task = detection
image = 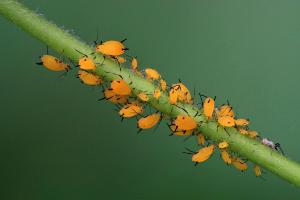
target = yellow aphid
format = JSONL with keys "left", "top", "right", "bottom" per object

{"left": 131, "top": 57, "right": 138, "bottom": 70}
{"left": 116, "top": 56, "right": 126, "bottom": 63}
{"left": 77, "top": 70, "right": 103, "bottom": 86}
{"left": 102, "top": 89, "right": 127, "bottom": 104}
{"left": 217, "top": 116, "right": 235, "bottom": 127}
{"left": 203, "top": 97, "right": 215, "bottom": 119}
{"left": 37, "top": 55, "right": 70, "bottom": 72}
{"left": 253, "top": 165, "right": 262, "bottom": 177}
{"left": 235, "top": 118, "right": 250, "bottom": 126}
{"left": 216, "top": 105, "right": 235, "bottom": 118}
{"left": 172, "top": 115, "right": 197, "bottom": 131}
{"left": 160, "top": 79, "right": 167, "bottom": 91}
{"left": 145, "top": 68, "right": 160, "bottom": 80}
{"left": 110, "top": 79, "right": 131, "bottom": 96}
{"left": 169, "top": 125, "right": 193, "bottom": 136}
{"left": 137, "top": 92, "right": 149, "bottom": 102}
{"left": 138, "top": 113, "right": 161, "bottom": 130}
{"left": 218, "top": 141, "right": 229, "bottom": 149}
{"left": 192, "top": 145, "right": 215, "bottom": 163}
{"left": 248, "top": 130, "right": 258, "bottom": 139}
{"left": 232, "top": 157, "right": 248, "bottom": 172}
{"left": 238, "top": 128, "right": 249, "bottom": 135}
{"left": 96, "top": 39, "right": 127, "bottom": 56}
{"left": 119, "top": 101, "right": 143, "bottom": 118}
{"left": 78, "top": 56, "right": 96, "bottom": 70}
{"left": 153, "top": 88, "right": 161, "bottom": 100}
{"left": 220, "top": 149, "right": 232, "bottom": 164}
{"left": 169, "top": 89, "right": 179, "bottom": 104}
{"left": 197, "top": 133, "right": 205, "bottom": 145}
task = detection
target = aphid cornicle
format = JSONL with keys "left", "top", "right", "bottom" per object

{"left": 109, "top": 79, "right": 131, "bottom": 96}
{"left": 119, "top": 101, "right": 143, "bottom": 118}
{"left": 96, "top": 39, "right": 128, "bottom": 56}
{"left": 100, "top": 89, "right": 127, "bottom": 104}
{"left": 77, "top": 70, "right": 103, "bottom": 86}
{"left": 137, "top": 113, "right": 161, "bottom": 130}
{"left": 145, "top": 68, "right": 161, "bottom": 80}
{"left": 36, "top": 55, "right": 70, "bottom": 72}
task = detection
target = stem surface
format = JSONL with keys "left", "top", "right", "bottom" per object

{"left": 1, "top": 0, "right": 300, "bottom": 187}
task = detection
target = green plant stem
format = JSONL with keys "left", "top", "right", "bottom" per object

{"left": 1, "top": 0, "right": 300, "bottom": 187}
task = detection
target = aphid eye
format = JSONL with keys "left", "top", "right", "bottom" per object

{"left": 84, "top": 58, "right": 87, "bottom": 61}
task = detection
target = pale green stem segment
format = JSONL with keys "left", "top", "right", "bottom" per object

{"left": 1, "top": 0, "right": 300, "bottom": 187}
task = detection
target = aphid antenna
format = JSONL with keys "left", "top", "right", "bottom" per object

{"left": 152, "top": 116, "right": 163, "bottom": 134}
{"left": 120, "top": 38, "right": 127, "bottom": 43}
{"left": 173, "top": 104, "right": 189, "bottom": 115}
{"left": 74, "top": 49, "right": 88, "bottom": 57}
{"left": 275, "top": 143, "right": 285, "bottom": 155}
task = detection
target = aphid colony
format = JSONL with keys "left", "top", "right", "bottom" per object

{"left": 36, "top": 39, "right": 283, "bottom": 179}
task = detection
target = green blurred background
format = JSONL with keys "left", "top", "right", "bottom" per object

{"left": 1, "top": 0, "right": 300, "bottom": 199}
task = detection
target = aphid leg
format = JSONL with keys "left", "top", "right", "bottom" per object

{"left": 275, "top": 143, "right": 284, "bottom": 155}
{"left": 137, "top": 128, "right": 143, "bottom": 134}
{"left": 224, "top": 127, "right": 231, "bottom": 136}
{"left": 120, "top": 38, "right": 127, "bottom": 43}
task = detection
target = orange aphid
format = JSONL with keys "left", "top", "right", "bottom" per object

{"left": 138, "top": 113, "right": 161, "bottom": 129}
{"left": 116, "top": 56, "right": 126, "bottom": 63}
{"left": 153, "top": 88, "right": 161, "bottom": 100}
{"left": 235, "top": 118, "right": 250, "bottom": 126}
{"left": 78, "top": 56, "right": 96, "bottom": 70}
{"left": 232, "top": 157, "right": 248, "bottom": 172}
{"left": 192, "top": 145, "right": 215, "bottom": 163}
{"left": 172, "top": 115, "right": 197, "bottom": 131}
{"left": 169, "top": 125, "right": 193, "bottom": 136}
{"left": 77, "top": 70, "right": 103, "bottom": 86}
{"left": 238, "top": 128, "right": 249, "bottom": 135}
{"left": 218, "top": 141, "right": 229, "bottom": 149}
{"left": 172, "top": 83, "right": 193, "bottom": 104}
{"left": 169, "top": 89, "right": 179, "bottom": 104}
{"left": 96, "top": 39, "right": 127, "bottom": 56}
{"left": 203, "top": 97, "right": 215, "bottom": 119}
{"left": 248, "top": 130, "right": 258, "bottom": 139}
{"left": 216, "top": 105, "right": 235, "bottom": 118}
{"left": 110, "top": 79, "right": 131, "bottom": 96}
{"left": 145, "top": 68, "right": 161, "bottom": 80}
{"left": 197, "top": 133, "right": 206, "bottom": 145}
{"left": 119, "top": 101, "right": 143, "bottom": 118}
{"left": 253, "top": 165, "right": 262, "bottom": 177}
{"left": 217, "top": 116, "right": 235, "bottom": 127}
{"left": 137, "top": 92, "right": 149, "bottom": 102}
{"left": 131, "top": 57, "right": 138, "bottom": 70}
{"left": 160, "top": 79, "right": 167, "bottom": 91}
{"left": 220, "top": 149, "right": 232, "bottom": 164}
{"left": 37, "top": 55, "right": 70, "bottom": 72}
{"left": 102, "top": 89, "right": 127, "bottom": 104}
